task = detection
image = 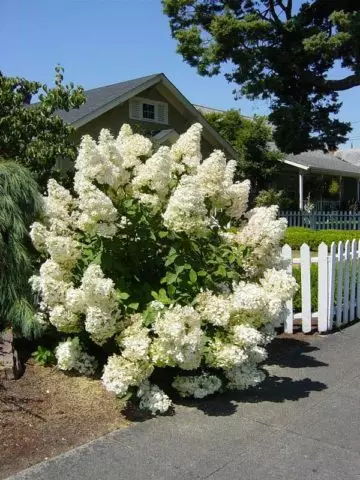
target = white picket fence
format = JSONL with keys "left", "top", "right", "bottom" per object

{"left": 281, "top": 239, "right": 360, "bottom": 333}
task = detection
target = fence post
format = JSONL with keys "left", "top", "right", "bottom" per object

{"left": 336, "top": 241, "right": 344, "bottom": 327}
{"left": 343, "top": 240, "right": 350, "bottom": 324}
{"left": 328, "top": 242, "right": 336, "bottom": 330}
{"left": 282, "top": 244, "right": 294, "bottom": 334}
{"left": 318, "top": 242, "right": 328, "bottom": 332}
{"left": 357, "top": 240, "right": 360, "bottom": 319}
{"left": 350, "top": 239, "right": 357, "bottom": 322}
{"left": 300, "top": 243, "right": 312, "bottom": 333}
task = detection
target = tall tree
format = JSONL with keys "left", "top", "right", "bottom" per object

{"left": 0, "top": 66, "right": 85, "bottom": 189}
{"left": 163, "top": 0, "right": 360, "bottom": 153}
{"left": 205, "top": 109, "right": 282, "bottom": 197}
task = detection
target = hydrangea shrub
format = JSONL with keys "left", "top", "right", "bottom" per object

{"left": 30, "top": 123, "right": 297, "bottom": 414}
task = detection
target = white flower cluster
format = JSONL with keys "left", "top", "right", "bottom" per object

{"left": 101, "top": 354, "right": 153, "bottom": 397}
{"left": 150, "top": 305, "right": 204, "bottom": 370}
{"left": 172, "top": 374, "right": 222, "bottom": 398}
{"left": 137, "top": 380, "right": 172, "bottom": 414}
{"left": 55, "top": 337, "right": 97, "bottom": 376}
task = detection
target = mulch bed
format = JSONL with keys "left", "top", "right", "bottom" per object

{"left": 0, "top": 361, "right": 129, "bottom": 479}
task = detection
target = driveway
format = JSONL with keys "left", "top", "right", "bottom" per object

{"left": 10, "top": 323, "right": 360, "bottom": 480}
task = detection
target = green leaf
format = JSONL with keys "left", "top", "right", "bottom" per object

{"left": 117, "top": 292, "right": 130, "bottom": 300}
{"left": 151, "top": 291, "right": 159, "bottom": 300}
{"left": 159, "top": 231, "right": 168, "bottom": 238}
{"left": 128, "top": 302, "right": 139, "bottom": 310}
{"left": 166, "top": 272, "right": 178, "bottom": 284}
{"left": 189, "top": 269, "right": 197, "bottom": 283}
{"left": 197, "top": 270, "right": 207, "bottom": 277}
{"left": 165, "top": 254, "right": 178, "bottom": 267}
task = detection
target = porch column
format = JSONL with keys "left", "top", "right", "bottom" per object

{"left": 299, "top": 172, "right": 304, "bottom": 210}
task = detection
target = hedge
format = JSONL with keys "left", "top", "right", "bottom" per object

{"left": 283, "top": 227, "right": 360, "bottom": 251}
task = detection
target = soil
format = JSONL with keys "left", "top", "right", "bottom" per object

{"left": 0, "top": 360, "right": 129, "bottom": 479}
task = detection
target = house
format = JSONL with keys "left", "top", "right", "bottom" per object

{"left": 272, "top": 151, "right": 360, "bottom": 210}
{"left": 56, "top": 73, "right": 238, "bottom": 161}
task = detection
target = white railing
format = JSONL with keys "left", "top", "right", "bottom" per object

{"left": 280, "top": 211, "right": 360, "bottom": 230}
{"left": 281, "top": 240, "right": 360, "bottom": 333}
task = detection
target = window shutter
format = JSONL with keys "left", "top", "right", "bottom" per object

{"left": 156, "top": 102, "right": 168, "bottom": 124}
{"left": 130, "top": 98, "right": 142, "bottom": 120}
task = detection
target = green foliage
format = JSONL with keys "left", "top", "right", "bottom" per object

{"left": 255, "top": 189, "right": 290, "bottom": 209}
{"left": 0, "top": 159, "right": 43, "bottom": 337}
{"left": 329, "top": 179, "right": 340, "bottom": 195}
{"left": 283, "top": 227, "right": 360, "bottom": 250}
{"left": 0, "top": 65, "right": 85, "bottom": 189}
{"left": 204, "top": 110, "right": 282, "bottom": 196}
{"left": 32, "top": 345, "right": 56, "bottom": 366}
{"left": 163, "top": 0, "right": 359, "bottom": 152}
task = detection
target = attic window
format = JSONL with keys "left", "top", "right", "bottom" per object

{"left": 143, "top": 103, "right": 155, "bottom": 120}
{"left": 129, "top": 97, "right": 168, "bottom": 125}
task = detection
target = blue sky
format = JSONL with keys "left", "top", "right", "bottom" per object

{"left": 2, "top": 0, "right": 360, "bottom": 147}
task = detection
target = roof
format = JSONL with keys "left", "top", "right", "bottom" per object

{"left": 336, "top": 149, "right": 360, "bottom": 168}
{"left": 194, "top": 104, "right": 254, "bottom": 121}
{"left": 53, "top": 73, "right": 238, "bottom": 159}
{"left": 284, "top": 151, "right": 360, "bottom": 177}
{"left": 55, "top": 73, "right": 160, "bottom": 125}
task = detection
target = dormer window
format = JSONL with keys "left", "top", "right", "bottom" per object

{"left": 129, "top": 97, "right": 168, "bottom": 125}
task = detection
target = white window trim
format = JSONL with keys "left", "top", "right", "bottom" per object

{"left": 129, "top": 96, "right": 168, "bottom": 125}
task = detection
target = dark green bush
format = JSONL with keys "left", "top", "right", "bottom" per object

{"left": 292, "top": 264, "right": 318, "bottom": 312}
{"left": 283, "top": 228, "right": 360, "bottom": 251}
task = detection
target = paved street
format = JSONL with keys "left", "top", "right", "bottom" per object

{"left": 11, "top": 323, "right": 360, "bottom": 480}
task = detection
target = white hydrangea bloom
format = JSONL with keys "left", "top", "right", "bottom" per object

{"left": 132, "top": 146, "right": 172, "bottom": 206}
{"left": 205, "top": 336, "right": 248, "bottom": 369}
{"left": 29, "top": 222, "right": 48, "bottom": 252}
{"left": 137, "top": 380, "right": 172, "bottom": 414}
{"left": 151, "top": 305, "right": 204, "bottom": 370}
{"left": 247, "top": 345, "right": 268, "bottom": 363}
{"left": 196, "top": 291, "right": 232, "bottom": 327}
{"left": 81, "top": 264, "right": 118, "bottom": 312}
{"left": 49, "top": 304, "right": 81, "bottom": 333}
{"left": 74, "top": 175, "right": 118, "bottom": 238}
{"left": 45, "top": 234, "right": 80, "bottom": 268}
{"left": 237, "top": 206, "right": 288, "bottom": 274}
{"left": 171, "top": 123, "right": 202, "bottom": 172}
{"left": 85, "top": 306, "right": 118, "bottom": 345}
{"left": 44, "top": 178, "right": 74, "bottom": 223}
{"left": 102, "top": 354, "right": 153, "bottom": 397}
{"left": 118, "top": 318, "right": 151, "bottom": 361}
{"left": 116, "top": 132, "right": 153, "bottom": 169}
{"left": 65, "top": 287, "right": 86, "bottom": 314}
{"left": 225, "top": 361, "right": 266, "bottom": 390}
{"left": 55, "top": 337, "right": 97, "bottom": 376}
{"left": 172, "top": 374, "right": 222, "bottom": 399}
{"left": 225, "top": 180, "right": 251, "bottom": 219}
{"left": 232, "top": 324, "right": 264, "bottom": 347}
{"left": 260, "top": 268, "right": 298, "bottom": 302}
{"left": 30, "top": 260, "right": 71, "bottom": 308}
{"left": 260, "top": 323, "right": 277, "bottom": 344}
{"left": 163, "top": 176, "right": 208, "bottom": 235}
{"left": 195, "top": 150, "right": 227, "bottom": 203}
{"left": 232, "top": 281, "right": 267, "bottom": 312}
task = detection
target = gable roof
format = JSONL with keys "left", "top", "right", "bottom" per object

{"left": 55, "top": 73, "right": 238, "bottom": 159}
{"left": 284, "top": 151, "right": 360, "bottom": 177}
{"left": 56, "top": 74, "right": 160, "bottom": 126}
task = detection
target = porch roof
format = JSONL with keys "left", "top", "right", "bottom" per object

{"left": 284, "top": 151, "right": 360, "bottom": 178}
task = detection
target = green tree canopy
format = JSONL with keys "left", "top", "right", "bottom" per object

{"left": 0, "top": 66, "right": 85, "bottom": 189}
{"left": 163, "top": 0, "right": 360, "bottom": 153}
{"left": 204, "top": 109, "right": 282, "bottom": 197}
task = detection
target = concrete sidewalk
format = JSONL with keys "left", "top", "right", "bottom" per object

{"left": 11, "top": 323, "right": 360, "bottom": 480}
